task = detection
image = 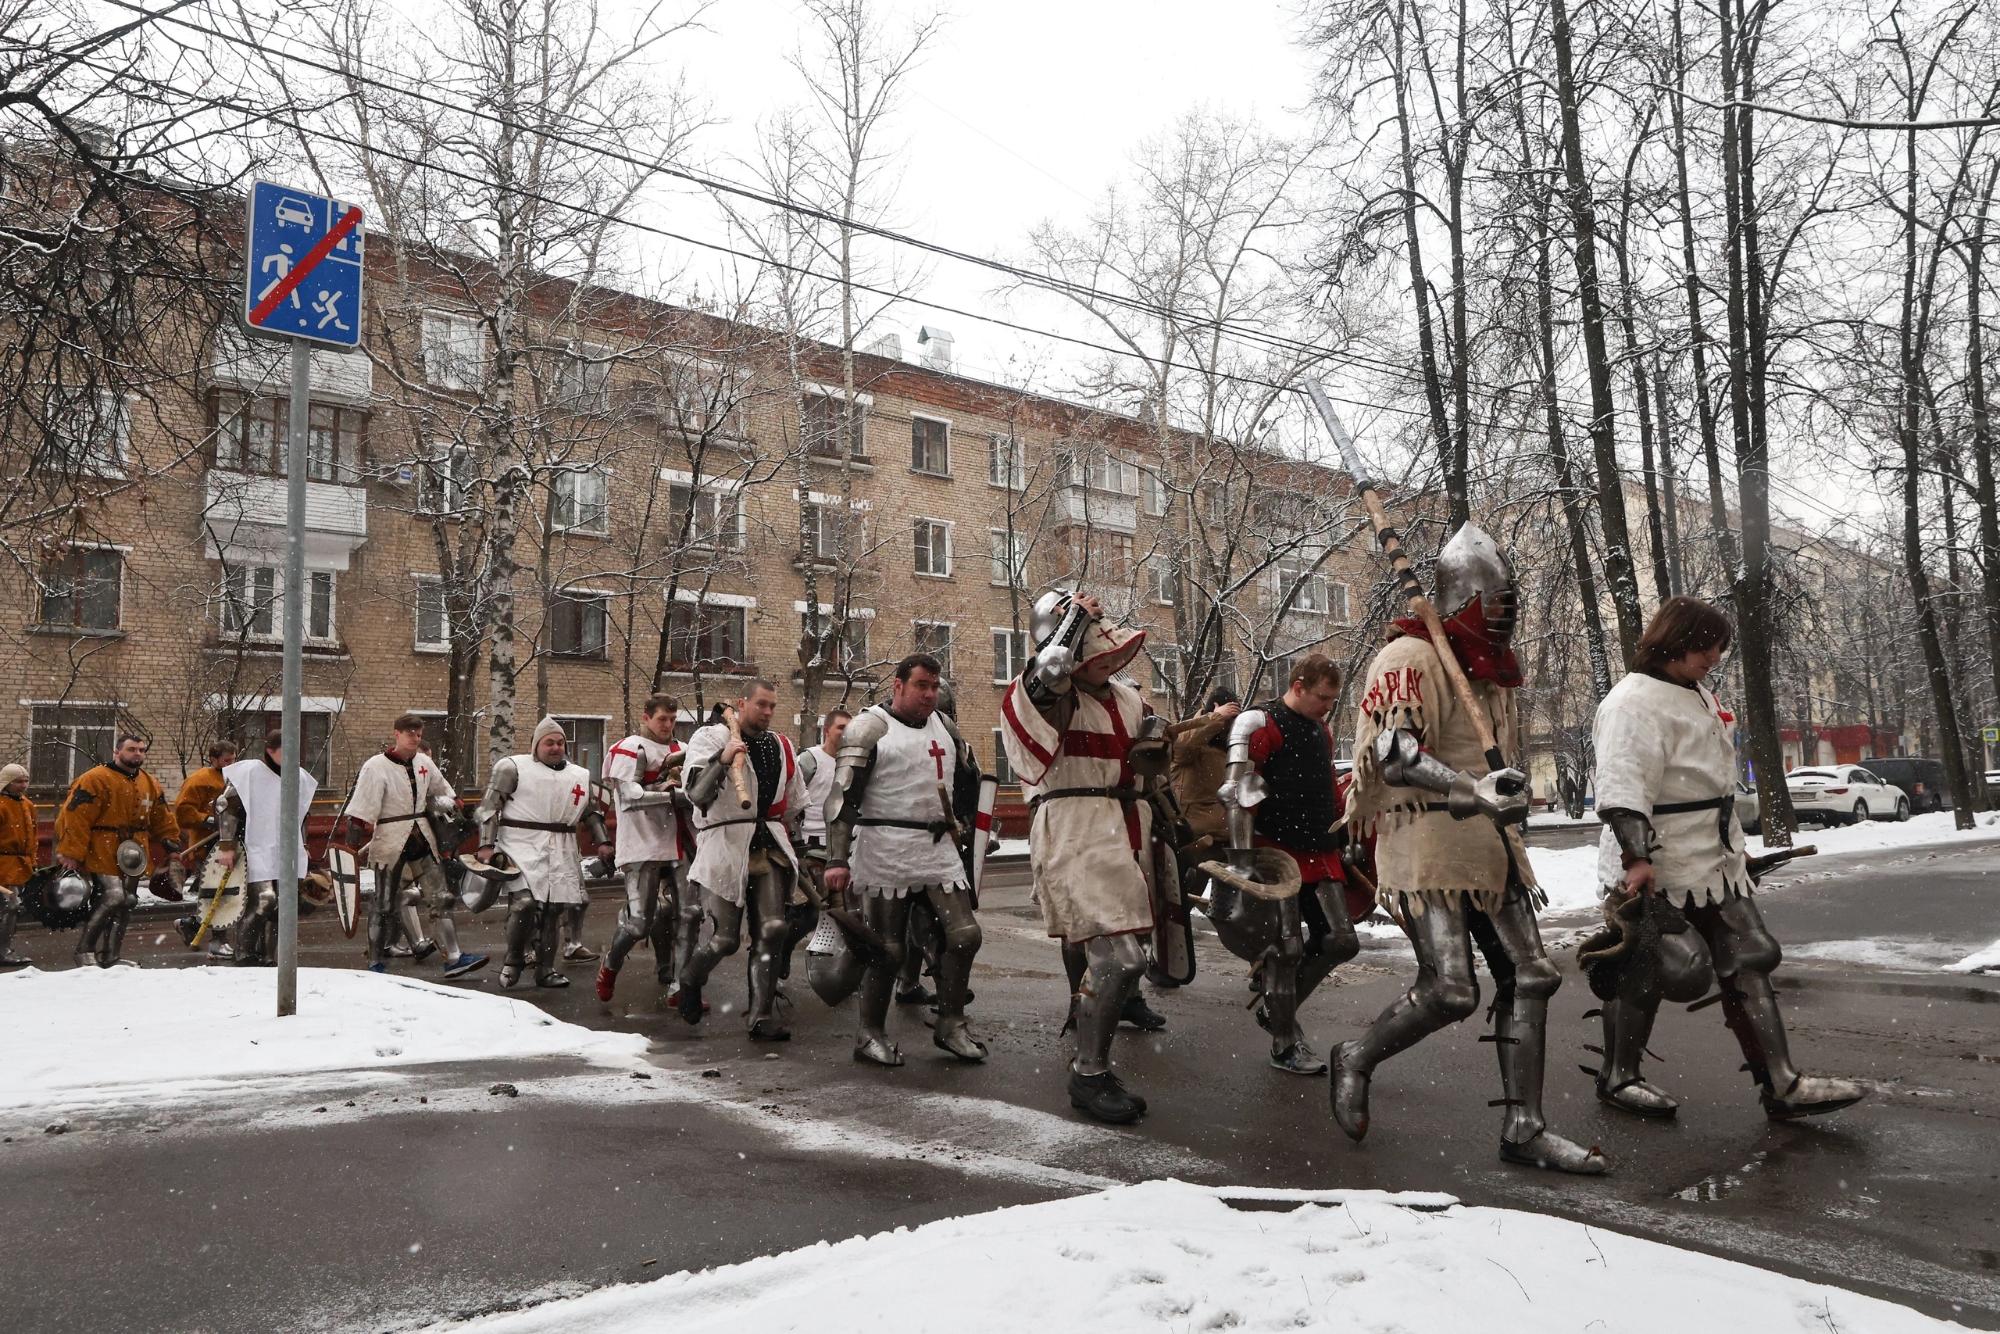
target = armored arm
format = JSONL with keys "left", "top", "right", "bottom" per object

{"left": 474, "top": 758, "right": 519, "bottom": 846}
{"left": 1597, "top": 808, "right": 1655, "bottom": 865}
{"left": 215, "top": 786, "right": 245, "bottom": 847}
{"left": 1372, "top": 728, "right": 1529, "bottom": 827}
{"left": 1023, "top": 595, "right": 1094, "bottom": 710}
{"left": 1215, "top": 709, "right": 1271, "bottom": 870}
{"left": 578, "top": 788, "right": 611, "bottom": 849}
{"left": 684, "top": 757, "right": 727, "bottom": 813}
{"left": 616, "top": 777, "right": 678, "bottom": 811}
{"left": 823, "top": 711, "right": 886, "bottom": 868}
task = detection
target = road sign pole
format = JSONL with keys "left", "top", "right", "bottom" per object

{"left": 276, "top": 339, "right": 310, "bottom": 1018}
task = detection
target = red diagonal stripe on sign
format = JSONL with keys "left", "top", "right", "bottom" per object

{"left": 251, "top": 205, "right": 362, "bottom": 325}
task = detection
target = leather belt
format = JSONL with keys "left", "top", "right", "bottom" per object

{"left": 1654, "top": 795, "right": 1736, "bottom": 851}
{"left": 1030, "top": 786, "right": 1143, "bottom": 810}
{"left": 855, "top": 816, "right": 954, "bottom": 842}
{"left": 499, "top": 818, "right": 580, "bottom": 834}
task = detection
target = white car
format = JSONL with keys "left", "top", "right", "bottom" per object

{"left": 1785, "top": 766, "right": 1909, "bottom": 824}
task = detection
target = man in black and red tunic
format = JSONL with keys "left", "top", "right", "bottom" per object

{"left": 1205, "top": 653, "right": 1362, "bottom": 1074}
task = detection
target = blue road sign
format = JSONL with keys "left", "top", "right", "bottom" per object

{"left": 243, "top": 181, "right": 365, "bottom": 348}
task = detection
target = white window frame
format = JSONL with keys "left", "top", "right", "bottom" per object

{"left": 412, "top": 575, "right": 450, "bottom": 653}
{"left": 990, "top": 727, "right": 1014, "bottom": 784}
{"left": 801, "top": 382, "right": 872, "bottom": 459}
{"left": 1273, "top": 561, "right": 1333, "bottom": 618}
{"left": 416, "top": 443, "right": 472, "bottom": 515}
{"left": 217, "top": 562, "right": 337, "bottom": 646}
{"left": 914, "top": 517, "right": 953, "bottom": 578}
{"left": 1329, "top": 581, "right": 1352, "bottom": 624}
{"left": 51, "top": 389, "right": 130, "bottom": 478}
{"left": 38, "top": 543, "right": 125, "bottom": 632}
{"left": 548, "top": 586, "right": 611, "bottom": 660}
{"left": 913, "top": 619, "right": 955, "bottom": 679}
{"left": 661, "top": 468, "right": 746, "bottom": 551}
{"left": 991, "top": 627, "right": 1030, "bottom": 684}
{"left": 552, "top": 465, "right": 610, "bottom": 536}
{"left": 910, "top": 412, "right": 952, "bottom": 477}
{"left": 26, "top": 701, "right": 125, "bottom": 791}
{"left": 988, "top": 432, "right": 1026, "bottom": 490}
{"left": 664, "top": 595, "right": 752, "bottom": 671}
{"left": 988, "top": 527, "right": 1028, "bottom": 588}
{"left": 1148, "top": 558, "right": 1177, "bottom": 606}
{"left": 1140, "top": 467, "right": 1168, "bottom": 517}
{"left": 558, "top": 341, "right": 615, "bottom": 411}
{"left": 422, "top": 310, "right": 486, "bottom": 390}
{"left": 1066, "top": 445, "right": 1139, "bottom": 496}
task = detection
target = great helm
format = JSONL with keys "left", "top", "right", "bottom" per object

{"left": 1433, "top": 523, "right": 1519, "bottom": 650}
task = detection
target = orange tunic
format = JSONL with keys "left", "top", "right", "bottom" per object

{"left": 0, "top": 791, "right": 37, "bottom": 887}
{"left": 54, "top": 764, "right": 176, "bottom": 876}
{"left": 174, "top": 766, "right": 228, "bottom": 843}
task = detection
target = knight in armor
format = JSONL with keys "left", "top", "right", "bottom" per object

{"left": 172, "top": 740, "right": 239, "bottom": 959}
{"left": 998, "top": 590, "right": 1172, "bottom": 1125}
{"left": 810, "top": 653, "right": 987, "bottom": 1065}
{"left": 791, "top": 708, "right": 850, "bottom": 989}
{"left": 474, "top": 717, "right": 613, "bottom": 990}
{"left": 54, "top": 732, "right": 180, "bottom": 968}
{"left": 212, "top": 730, "right": 317, "bottom": 967}
{"left": 1587, "top": 597, "right": 1866, "bottom": 1121}
{"left": 675, "top": 680, "right": 808, "bottom": 1039}
{"left": 0, "top": 763, "right": 36, "bottom": 971}
{"left": 1332, "top": 525, "right": 1608, "bottom": 1174}
{"left": 594, "top": 693, "right": 695, "bottom": 1004}
{"left": 1206, "top": 655, "right": 1361, "bottom": 1075}
{"left": 339, "top": 714, "right": 488, "bottom": 979}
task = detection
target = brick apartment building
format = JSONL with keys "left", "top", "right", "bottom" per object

{"left": 1, "top": 237, "right": 1385, "bottom": 804}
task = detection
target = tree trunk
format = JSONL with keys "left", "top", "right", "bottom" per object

{"left": 1547, "top": 0, "right": 1643, "bottom": 661}
{"left": 1969, "top": 159, "right": 2000, "bottom": 775}
{"left": 1653, "top": 363, "right": 1687, "bottom": 596}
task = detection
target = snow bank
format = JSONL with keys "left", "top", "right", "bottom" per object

{"left": 1946, "top": 939, "right": 2000, "bottom": 975}
{"left": 0, "top": 966, "right": 648, "bottom": 1113}
{"left": 429, "top": 1179, "right": 1965, "bottom": 1334}
{"left": 1528, "top": 810, "right": 2000, "bottom": 918}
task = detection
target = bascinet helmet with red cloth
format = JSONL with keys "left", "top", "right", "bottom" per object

{"left": 1029, "top": 588, "right": 1145, "bottom": 676}
{"left": 1433, "top": 523, "right": 1518, "bottom": 651}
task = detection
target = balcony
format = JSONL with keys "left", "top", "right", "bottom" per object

{"left": 1056, "top": 484, "right": 1137, "bottom": 534}
{"left": 202, "top": 470, "right": 369, "bottom": 568}
{"left": 210, "top": 326, "right": 373, "bottom": 403}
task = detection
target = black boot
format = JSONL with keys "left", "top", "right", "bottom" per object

{"left": 1068, "top": 1067, "right": 1145, "bottom": 1125}
{"left": 1119, "top": 992, "right": 1167, "bottom": 1031}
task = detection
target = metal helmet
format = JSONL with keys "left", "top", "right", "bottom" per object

{"left": 1433, "top": 523, "right": 1519, "bottom": 648}
{"left": 447, "top": 858, "right": 500, "bottom": 914}
{"left": 115, "top": 838, "right": 148, "bottom": 877}
{"left": 53, "top": 870, "right": 94, "bottom": 912}
{"left": 1028, "top": 589, "right": 1075, "bottom": 651}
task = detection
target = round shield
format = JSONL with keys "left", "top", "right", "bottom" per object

{"left": 1199, "top": 847, "right": 1303, "bottom": 902}
{"left": 198, "top": 855, "right": 248, "bottom": 929}
{"left": 115, "top": 838, "right": 148, "bottom": 877}
{"left": 24, "top": 866, "right": 98, "bottom": 930}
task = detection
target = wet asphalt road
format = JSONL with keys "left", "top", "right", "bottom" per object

{"left": 3, "top": 835, "right": 1997, "bottom": 1333}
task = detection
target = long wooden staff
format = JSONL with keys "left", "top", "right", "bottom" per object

{"left": 1304, "top": 380, "right": 1536, "bottom": 879}
{"left": 722, "top": 706, "right": 753, "bottom": 810}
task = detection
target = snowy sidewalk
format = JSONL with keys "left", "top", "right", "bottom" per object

{"left": 428, "top": 1179, "right": 1968, "bottom": 1333}
{"left": 0, "top": 966, "right": 649, "bottom": 1115}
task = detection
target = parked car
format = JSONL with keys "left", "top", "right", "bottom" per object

{"left": 1785, "top": 765, "right": 1909, "bottom": 824}
{"left": 1987, "top": 770, "right": 2000, "bottom": 804}
{"left": 1859, "top": 756, "right": 1952, "bottom": 814}
{"left": 1735, "top": 781, "right": 1762, "bottom": 835}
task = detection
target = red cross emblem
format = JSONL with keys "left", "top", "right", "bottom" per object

{"left": 570, "top": 783, "right": 585, "bottom": 806}
{"left": 927, "top": 739, "right": 948, "bottom": 780}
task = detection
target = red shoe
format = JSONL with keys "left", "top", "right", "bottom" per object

{"left": 666, "top": 986, "right": 711, "bottom": 1014}
{"left": 594, "top": 964, "right": 618, "bottom": 1003}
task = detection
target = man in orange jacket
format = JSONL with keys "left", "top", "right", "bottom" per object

{"left": 55, "top": 733, "right": 179, "bottom": 967}
{"left": 172, "top": 740, "right": 238, "bottom": 957}
{"left": 0, "top": 761, "right": 35, "bottom": 970}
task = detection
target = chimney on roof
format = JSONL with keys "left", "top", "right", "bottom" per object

{"left": 863, "top": 332, "right": 902, "bottom": 360}
{"left": 916, "top": 325, "right": 954, "bottom": 373}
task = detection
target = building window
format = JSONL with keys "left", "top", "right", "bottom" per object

{"left": 552, "top": 467, "right": 609, "bottom": 535}
{"left": 557, "top": 343, "right": 613, "bottom": 411}
{"left": 208, "top": 390, "right": 365, "bottom": 484}
{"left": 803, "top": 393, "right": 866, "bottom": 459}
{"left": 911, "top": 415, "right": 950, "bottom": 476}
{"left": 991, "top": 628, "right": 1029, "bottom": 683}
{"left": 1140, "top": 468, "right": 1168, "bottom": 517}
{"left": 1070, "top": 530, "right": 1133, "bottom": 581}
{"left": 423, "top": 311, "right": 486, "bottom": 390}
{"left": 990, "top": 727, "right": 1014, "bottom": 784}
{"left": 654, "top": 362, "right": 746, "bottom": 438}
{"left": 28, "top": 704, "right": 119, "bottom": 791}
{"left": 1151, "top": 644, "right": 1183, "bottom": 701}
{"left": 803, "top": 612, "right": 870, "bottom": 674}
{"left": 1274, "top": 561, "right": 1333, "bottom": 617}
{"left": 218, "top": 565, "right": 336, "bottom": 644}
{"left": 988, "top": 433, "right": 1025, "bottom": 489}
{"left": 414, "top": 577, "right": 450, "bottom": 651}
{"left": 417, "top": 444, "right": 472, "bottom": 514}
{"left": 989, "top": 528, "right": 1028, "bottom": 588}
{"left": 803, "top": 501, "right": 861, "bottom": 561}
{"left": 38, "top": 548, "right": 122, "bottom": 631}
{"left": 913, "top": 620, "right": 954, "bottom": 680}
{"left": 548, "top": 589, "right": 609, "bottom": 659}
{"left": 49, "top": 389, "right": 128, "bottom": 476}
{"left": 668, "top": 482, "right": 743, "bottom": 550}
{"left": 552, "top": 716, "right": 608, "bottom": 776}
{"left": 914, "top": 519, "right": 953, "bottom": 577}
{"left": 1065, "top": 445, "right": 1138, "bottom": 495}
{"left": 1148, "top": 558, "right": 1177, "bottom": 605}
{"left": 1330, "top": 582, "right": 1351, "bottom": 623}
{"left": 666, "top": 601, "right": 748, "bottom": 672}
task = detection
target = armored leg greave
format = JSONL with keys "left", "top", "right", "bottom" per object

{"left": 79, "top": 875, "right": 133, "bottom": 966}
{"left": 744, "top": 870, "right": 792, "bottom": 1037}
{"left": 235, "top": 883, "right": 279, "bottom": 964}
{"left": 1595, "top": 921, "right": 1711, "bottom": 1117}
{"left": 926, "top": 887, "right": 986, "bottom": 1061}
{"left": 1482, "top": 893, "right": 1605, "bottom": 1173}
{"left": 534, "top": 901, "right": 568, "bottom": 986}
{"left": 1332, "top": 895, "right": 1477, "bottom": 1141}
{"left": 396, "top": 875, "right": 431, "bottom": 956}
{"left": 854, "top": 893, "right": 914, "bottom": 1065}
{"left": 650, "top": 864, "right": 684, "bottom": 984}
{"left": 1071, "top": 932, "right": 1147, "bottom": 1077}
{"left": 499, "top": 890, "right": 538, "bottom": 987}
{"left": 0, "top": 888, "right": 25, "bottom": 967}
{"left": 679, "top": 887, "right": 740, "bottom": 992}
{"left": 606, "top": 864, "right": 663, "bottom": 974}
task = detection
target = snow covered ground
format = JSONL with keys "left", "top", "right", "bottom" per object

{"left": 1946, "top": 939, "right": 2000, "bottom": 975}
{"left": 1531, "top": 809, "right": 2000, "bottom": 917}
{"left": 427, "top": 1179, "right": 1967, "bottom": 1334}
{"left": 0, "top": 966, "right": 649, "bottom": 1115}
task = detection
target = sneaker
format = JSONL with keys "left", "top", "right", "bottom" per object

{"left": 444, "top": 952, "right": 489, "bottom": 979}
{"left": 207, "top": 942, "right": 235, "bottom": 961}
{"left": 595, "top": 964, "right": 618, "bottom": 1003}
{"left": 387, "top": 941, "right": 415, "bottom": 959}
{"left": 368, "top": 961, "right": 387, "bottom": 974}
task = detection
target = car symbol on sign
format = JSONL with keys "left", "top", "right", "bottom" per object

{"left": 273, "top": 196, "right": 315, "bottom": 227}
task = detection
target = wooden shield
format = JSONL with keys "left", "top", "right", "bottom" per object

{"left": 328, "top": 845, "right": 362, "bottom": 938}
{"left": 197, "top": 855, "right": 248, "bottom": 930}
